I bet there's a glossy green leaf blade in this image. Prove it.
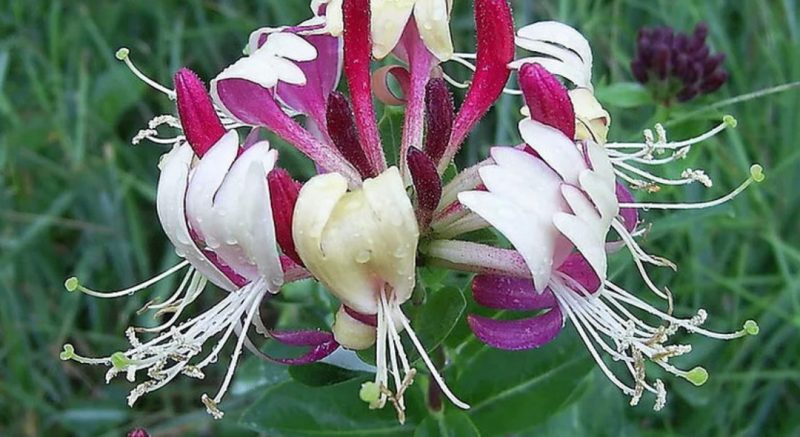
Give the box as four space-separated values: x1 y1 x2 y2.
455 335 592 436
415 410 481 437
240 377 424 436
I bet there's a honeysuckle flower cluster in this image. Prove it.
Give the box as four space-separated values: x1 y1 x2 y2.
61 0 762 422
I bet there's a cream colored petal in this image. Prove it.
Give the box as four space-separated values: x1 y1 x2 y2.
414 0 454 61
333 306 377 350
371 0 416 59
570 88 611 144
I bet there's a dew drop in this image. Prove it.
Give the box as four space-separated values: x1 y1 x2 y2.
355 250 371 264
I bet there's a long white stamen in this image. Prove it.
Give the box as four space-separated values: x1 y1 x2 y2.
137 270 205 333
64 261 190 298
619 165 763 210
604 284 754 340
398 314 470 409
115 48 176 98
552 285 635 396
212 284 267 405
381 295 404 409
606 119 733 150
445 55 523 95
146 268 194 311
374 292 388 408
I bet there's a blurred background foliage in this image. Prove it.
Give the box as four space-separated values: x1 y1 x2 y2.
1 0 799 435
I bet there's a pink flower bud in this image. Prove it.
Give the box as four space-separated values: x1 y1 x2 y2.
174 68 226 157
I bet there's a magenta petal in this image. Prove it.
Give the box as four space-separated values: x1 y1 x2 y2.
558 252 601 294
270 340 339 366
615 182 639 232
270 329 335 347
326 92 375 178
467 308 564 351
518 63 576 139
424 78 454 164
174 68 226 157
472 275 557 310
343 0 386 173
215 78 359 183
398 21 436 177
275 33 342 130
440 0 514 171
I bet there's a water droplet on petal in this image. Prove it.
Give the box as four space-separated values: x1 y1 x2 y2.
355 250 371 264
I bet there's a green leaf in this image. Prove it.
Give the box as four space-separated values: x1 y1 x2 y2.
455 335 593 436
378 106 405 167
595 82 652 109
240 377 424 436
416 409 481 437
415 410 481 437
289 363 365 387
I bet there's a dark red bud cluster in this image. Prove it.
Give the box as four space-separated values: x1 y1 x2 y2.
631 23 727 103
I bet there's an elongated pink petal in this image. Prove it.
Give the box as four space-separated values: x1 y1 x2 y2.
343 0 386 173
214 78 360 184
472 275 557 310
616 182 639 232
270 340 340 366
266 329 339 365
398 20 436 179
424 78 454 164
268 168 304 266
407 147 442 228
467 307 564 350
518 63 575 139
439 0 514 172
270 329 335 346
174 68 226 157
558 252 601 294
327 92 375 178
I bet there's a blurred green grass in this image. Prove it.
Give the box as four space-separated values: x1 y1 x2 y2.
1 0 798 435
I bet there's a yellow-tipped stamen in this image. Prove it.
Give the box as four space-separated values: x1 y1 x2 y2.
64 260 190 298
618 165 764 210
116 47 176 98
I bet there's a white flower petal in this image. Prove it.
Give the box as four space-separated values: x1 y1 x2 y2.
515 21 593 89
262 32 318 62
518 119 585 184
156 143 237 291
214 52 280 89
185 131 239 251
553 211 607 281
212 142 283 290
